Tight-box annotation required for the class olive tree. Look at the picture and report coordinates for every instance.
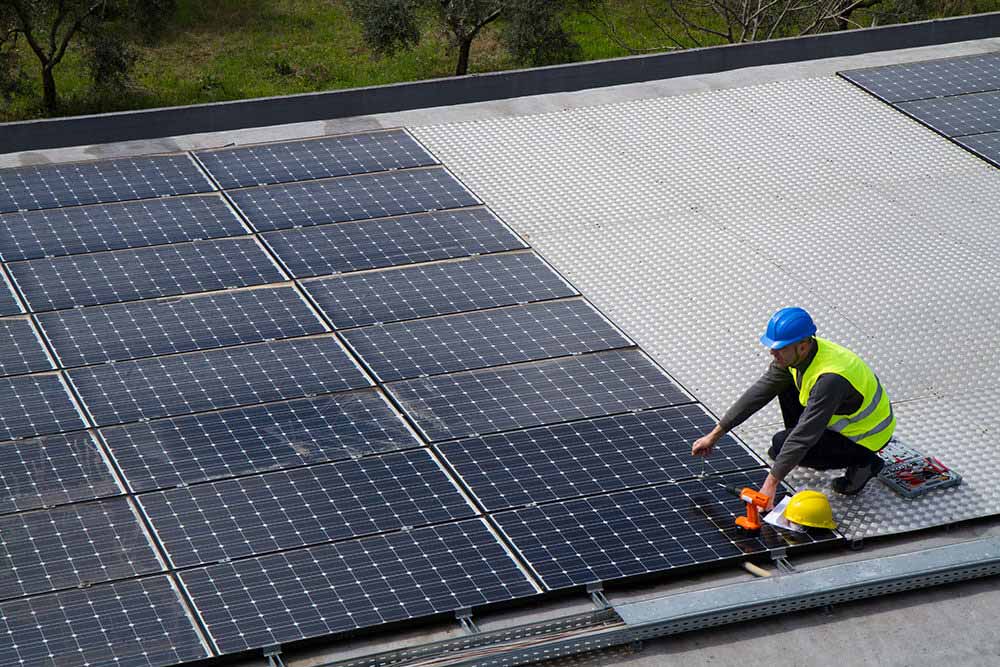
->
[347,0,578,76]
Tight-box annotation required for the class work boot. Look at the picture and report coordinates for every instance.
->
[831,457,885,495]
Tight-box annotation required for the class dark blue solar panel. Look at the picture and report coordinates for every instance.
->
[229,167,480,232]
[140,450,475,568]
[180,519,537,654]
[840,52,1000,103]
[0,576,210,667]
[102,390,418,492]
[0,317,52,377]
[0,271,21,316]
[0,154,214,214]
[388,350,691,442]
[10,237,285,312]
[304,252,577,329]
[262,208,525,278]
[437,405,764,511]
[196,129,437,188]
[0,432,120,516]
[956,131,1000,167]
[897,90,1000,137]
[0,374,85,441]
[69,336,371,426]
[0,497,162,599]
[493,470,838,590]
[38,286,325,367]
[0,195,245,262]
[344,300,631,382]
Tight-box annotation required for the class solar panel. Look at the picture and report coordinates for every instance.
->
[37,286,325,367]
[9,237,286,312]
[0,318,53,377]
[0,575,210,667]
[0,432,121,516]
[179,519,537,654]
[68,336,371,426]
[436,405,764,511]
[956,131,1000,167]
[261,208,526,278]
[0,374,85,441]
[388,350,691,442]
[897,90,1000,137]
[0,271,22,316]
[343,299,632,382]
[228,167,480,232]
[101,390,417,492]
[0,154,214,214]
[196,129,438,188]
[0,497,162,599]
[304,252,577,329]
[839,52,1000,103]
[139,449,475,568]
[493,470,838,590]
[0,195,245,262]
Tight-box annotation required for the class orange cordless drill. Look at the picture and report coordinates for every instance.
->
[721,485,770,531]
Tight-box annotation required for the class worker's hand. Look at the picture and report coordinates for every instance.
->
[692,425,724,457]
[758,474,780,510]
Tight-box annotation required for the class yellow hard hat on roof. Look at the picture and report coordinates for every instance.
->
[784,490,837,530]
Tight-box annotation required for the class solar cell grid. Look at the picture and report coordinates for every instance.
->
[228,167,480,232]
[344,299,632,382]
[69,335,371,426]
[897,90,1000,137]
[388,349,691,442]
[304,252,577,329]
[262,207,526,278]
[956,131,1000,167]
[0,154,213,214]
[493,470,837,590]
[140,449,475,568]
[9,237,286,312]
[102,390,417,492]
[38,286,326,367]
[0,432,120,516]
[0,497,162,600]
[0,195,245,262]
[0,317,53,377]
[180,519,537,654]
[0,575,210,667]
[839,52,1000,102]
[196,129,438,188]
[0,374,85,441]
[437,406,763,511]
[0,271,22,316]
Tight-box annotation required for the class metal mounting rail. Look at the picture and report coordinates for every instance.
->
[314,537,1000,667]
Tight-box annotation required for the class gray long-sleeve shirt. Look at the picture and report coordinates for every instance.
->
[719,341,863,481]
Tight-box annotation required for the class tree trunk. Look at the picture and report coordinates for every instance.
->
[41,64,57,112]
[455,37,472,76]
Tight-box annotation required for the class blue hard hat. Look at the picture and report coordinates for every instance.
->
[760,307,817,350]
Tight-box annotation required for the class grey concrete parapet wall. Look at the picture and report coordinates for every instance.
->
[2,12,999,154]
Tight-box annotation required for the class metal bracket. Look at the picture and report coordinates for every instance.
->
[587,582,611,610]
[771,547,797,575]
[456,608,480,635]
[263,646,285,667]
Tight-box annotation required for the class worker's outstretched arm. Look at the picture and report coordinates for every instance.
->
[692,364,791,457]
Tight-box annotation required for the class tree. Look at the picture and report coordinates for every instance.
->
[347,0,578,76]
[0,0,173,113]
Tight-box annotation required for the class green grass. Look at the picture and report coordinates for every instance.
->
[1,0,998,122]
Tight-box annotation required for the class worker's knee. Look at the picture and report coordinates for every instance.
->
[769,430,789,460]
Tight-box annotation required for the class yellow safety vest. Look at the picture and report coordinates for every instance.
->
[790,338,895,451]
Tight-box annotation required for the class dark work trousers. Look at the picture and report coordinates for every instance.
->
[768,387,883,470]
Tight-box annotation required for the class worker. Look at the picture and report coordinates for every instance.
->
[692,307,894,508]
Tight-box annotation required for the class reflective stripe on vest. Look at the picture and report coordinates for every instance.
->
[790,338,895,452]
